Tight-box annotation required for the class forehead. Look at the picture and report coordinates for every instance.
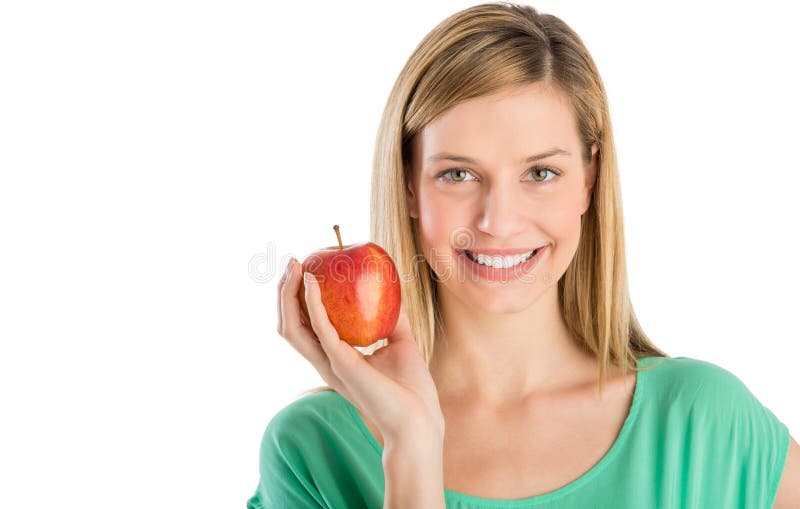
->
[415,83,579,158]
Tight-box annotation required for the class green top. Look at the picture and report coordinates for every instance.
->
[246,356,790,508]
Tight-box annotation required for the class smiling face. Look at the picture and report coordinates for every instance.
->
[406,81,599,313]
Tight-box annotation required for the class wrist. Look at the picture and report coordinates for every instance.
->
[382,431,445,509]
[383,415,445,451]
[383,429,444,460]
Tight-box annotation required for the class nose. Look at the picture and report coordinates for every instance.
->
[475,181,527,239]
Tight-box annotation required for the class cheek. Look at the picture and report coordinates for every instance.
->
[541,191,586,270]
[416,187,463,247]
[544,193,583,235]
[415,184,585,253]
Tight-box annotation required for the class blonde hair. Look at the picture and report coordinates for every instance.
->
[299,2,668,399]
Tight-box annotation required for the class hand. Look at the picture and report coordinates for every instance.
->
[277,258,445,442]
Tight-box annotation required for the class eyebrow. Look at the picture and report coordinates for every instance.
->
[426,148,571,165]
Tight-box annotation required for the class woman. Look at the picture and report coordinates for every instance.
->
[249,3,798,508]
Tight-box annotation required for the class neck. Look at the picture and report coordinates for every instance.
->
[429,282,597,408]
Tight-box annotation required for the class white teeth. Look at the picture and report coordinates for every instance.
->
[467,249,535,268]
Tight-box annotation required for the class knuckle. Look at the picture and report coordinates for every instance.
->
[330,366,346,382]
[330,353,354,378]
[320,372,340,390]
[328,356,345,378]
[282,325,298,340]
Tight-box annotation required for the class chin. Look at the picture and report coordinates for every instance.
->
[462,281,549,314]
[480,300,534,315]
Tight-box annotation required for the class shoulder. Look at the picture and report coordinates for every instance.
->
[640,355,759,409]
[250,391,350,508]
[640,354,737,382]
[270,389,345,423]
[640,355,791,506]
[265,389,348,441]
[640,355,791,445]
[642,355,790,462]
[252,390,383,507]
[256,390,352,482]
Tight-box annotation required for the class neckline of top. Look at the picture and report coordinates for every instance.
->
[341,355,663,507]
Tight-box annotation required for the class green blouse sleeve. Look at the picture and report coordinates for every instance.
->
[246,409,326,509]
[688,360,791,508]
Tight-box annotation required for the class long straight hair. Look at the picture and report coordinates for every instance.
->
[300,2,669,398]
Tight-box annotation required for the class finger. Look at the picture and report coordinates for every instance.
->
[278,258,302,334]
[302,272,366,371]
[302,272,342,352]
[303,271,409,426]
[386,304,413,346]
[279,261,343,390]
[276,260,289,333]
[278,258,299,337]
[282,260,311,342]
[303,272,393,391]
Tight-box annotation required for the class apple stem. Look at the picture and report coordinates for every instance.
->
[333,224,343,250]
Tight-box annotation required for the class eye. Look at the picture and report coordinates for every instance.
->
[525,166,560,183]
[435,168,477,184]
[436,166,561,184]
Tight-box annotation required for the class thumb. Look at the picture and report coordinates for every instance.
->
[386,304,414,345]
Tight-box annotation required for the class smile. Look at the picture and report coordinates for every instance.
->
[463,248,538,268]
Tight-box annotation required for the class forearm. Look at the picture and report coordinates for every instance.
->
[382,431,446,509]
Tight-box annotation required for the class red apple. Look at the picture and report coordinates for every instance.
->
[298,225,401,347]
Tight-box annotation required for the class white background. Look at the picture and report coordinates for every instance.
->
[1,1,798,507]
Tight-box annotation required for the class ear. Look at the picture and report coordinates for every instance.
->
[581,143,599,215]
[405,164,419,219]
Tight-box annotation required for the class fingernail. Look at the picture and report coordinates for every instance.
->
[304,272,314,285]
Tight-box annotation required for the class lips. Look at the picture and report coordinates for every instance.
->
[454,245,548,282]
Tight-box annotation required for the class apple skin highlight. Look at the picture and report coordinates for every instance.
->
[299,240,401,348]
